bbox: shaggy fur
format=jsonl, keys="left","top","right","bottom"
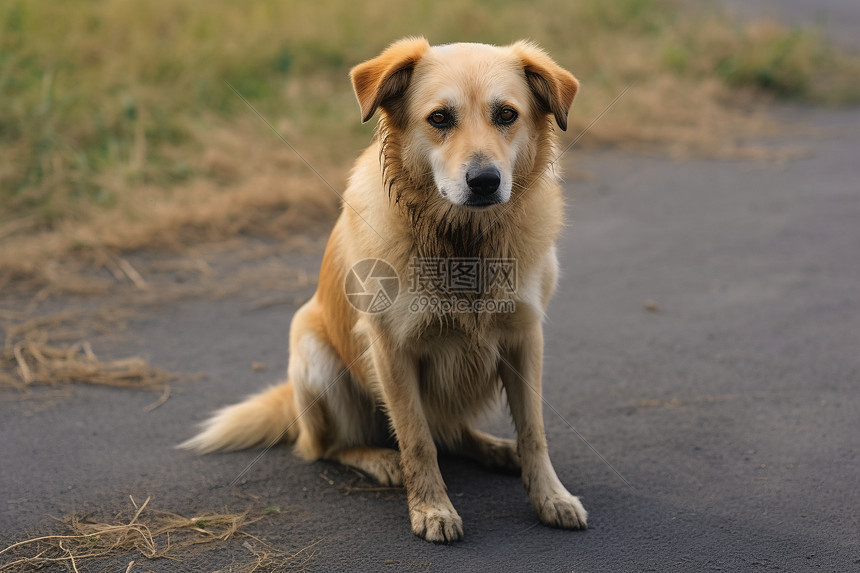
{"left": 181, "top": 37, "right": 586, "bottom": 542}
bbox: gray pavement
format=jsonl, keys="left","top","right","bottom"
{"left": 2, "top": 106, "right": 859, "bottom": 571}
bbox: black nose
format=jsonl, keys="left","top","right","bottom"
{"left": 466, "top": 167, "right": 501, "bottom": 197}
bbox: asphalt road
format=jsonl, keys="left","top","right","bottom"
{"left": 3, "top": 106, "right": 859, "bottom": 571}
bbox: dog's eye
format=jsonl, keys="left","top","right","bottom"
{"left": 428, "top": 110, "right": 452, "bottom": 128}
{"left": 496, "top": 107, "right": 518, "bottom": 125}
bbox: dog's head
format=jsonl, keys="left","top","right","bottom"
{"left": 351, "top": 38, "right": 578, "bottom": 209}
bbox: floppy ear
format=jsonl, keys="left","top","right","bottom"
{"left": 511, "top": 41, "right": 579, "bottom": 131}
{"left": 350, "top": 37, "right": 431, "bottom": 123}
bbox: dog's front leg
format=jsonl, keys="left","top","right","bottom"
{"left": 500, "top": 325, "right": 588, "bottom": 529}
{"left": 370, "top": 336, "right": 464, "bottom": 543}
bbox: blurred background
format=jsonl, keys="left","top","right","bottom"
{"left": 1, "top": 0, "right": 858, "bottom": 285}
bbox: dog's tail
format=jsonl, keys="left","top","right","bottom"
{"left": 178, "top": 382, "right": 299, "bottom": 453}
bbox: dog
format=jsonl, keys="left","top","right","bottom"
{"left": 181, "top": 37, "right": 586, "bottom": 542}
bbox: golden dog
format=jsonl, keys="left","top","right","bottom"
{"left": 182, "top": 37, "right": 585, "bottom": 542}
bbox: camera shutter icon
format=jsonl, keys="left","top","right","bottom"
{"left": 344, "top": 258, "right": 400, "bottom": 313}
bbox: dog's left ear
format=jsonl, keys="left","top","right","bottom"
{"left": 512, "top": 41, "right": 579, "bottom": 131}
{"left": 350, "top": 37, "right": 431, "bottom": 123}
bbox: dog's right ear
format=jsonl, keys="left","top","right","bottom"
{"left": 350, "top": 37, "right": 431, "bottom": 123}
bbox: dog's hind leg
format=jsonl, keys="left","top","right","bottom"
{"left": 449, "top": 427, "right": 520, "bottom": 473}
{"left": 289, "top": 301, "right": 402, "bottom": 489}
{"left": 293, "top": 339, "right": 402, "bottom": 485}
{"left": 288, "top": 301, "right": 354, "bottom": 461}
{"left": 329, "top": 447, "right": 402, "bottom": 486}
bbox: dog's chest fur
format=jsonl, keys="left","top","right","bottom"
{"left": 374, "top": 250, "right": 551, "bottom": 442}
{"left": 414, "top": 328, "right": 503, "bottom": 438}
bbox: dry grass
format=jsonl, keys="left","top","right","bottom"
{"left": 1, "top": 227, "right": 322, "bottom": 300}
{"left": 0, "top": 309, "right": 175, "bottom": 405}
{"left": 2, "top": 0, "right": 859, "bottom": 286}
{"left": 0, "top": 242, "right": 321, "bottom": 393}
{"left": 0, "top": 496, "right": 316, "bottom": 572}
{"left": 0, "top": 139, "right": 339, "bottom": 286}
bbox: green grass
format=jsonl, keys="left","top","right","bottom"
{"left": 1, "top": 0, "right": 858, "bottom": 273}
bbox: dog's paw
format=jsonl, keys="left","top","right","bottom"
{"left": 410, "top": 504, "right": 464, "bottom": 543}
{"left": 534, "top": 491, "right": 588, "bottom": 530}
{"left": 482, "top": 438, "right": 521, "bottom": 472}
{"left": 367, "top": 449, "right": 403, "bottom": 486}
{"left": 460, "top": 430, "right": 521, "bottom": 473}
{"left": 334, "top": 447, "right": 402, "bottom": 487}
